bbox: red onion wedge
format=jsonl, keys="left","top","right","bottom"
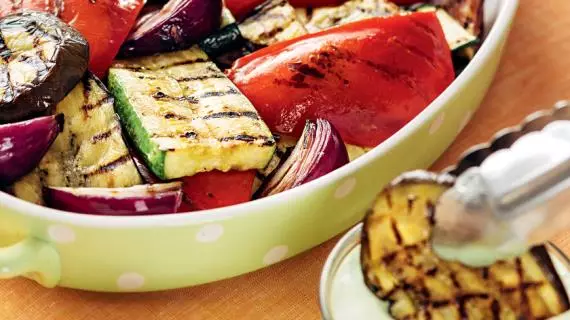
{"left": 44, "top": 182, "right": 183, "bottom": 216}
{"left": 258, "top": 119, "right": 349, "bottom": 197}
{"left": 120, "top": 0, "right": 223, "bottom": 57}
{"left": 0, "top": 114, "right": 63, "bottom": 186}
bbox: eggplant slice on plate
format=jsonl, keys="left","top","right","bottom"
{"left": 361, "top": 171, "right": 570, "bottom": 320}
{"left": 0, "top": 11, "right": 89, "bottom": 123}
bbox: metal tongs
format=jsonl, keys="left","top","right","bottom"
{"left": 431, "top": 105, "right": 570, "bottom": 267}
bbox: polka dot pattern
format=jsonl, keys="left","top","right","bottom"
{"left": 263, "top": 245, "right": 289, "bottom": 265}
{"left": 48, "top": 225, "right": 76, "bottom": 244}
{"left": 429, "top": 113, "right": 445, "bottom": 135}
{"left": 117, "top": 272, "right": 145, "bottom": 290}
{"left": 334, "top": 177, "right": 357, "bottom": 199}
{"left": 196, "top": 224, "right": 224, "bottom": 243}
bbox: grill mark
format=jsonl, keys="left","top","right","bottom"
{"left": 203, "top": 111, "right": 259, "bottom": 120}
{"left": 482, "top": 267, "right": 489, "bottom": 280}
{"left": 385, "top": 191, "right": 393, "bottom": 208}
{"left": 426, "top": 200, "right": 436, "bottom": 226}
{"left": 515, "top": 258, "right": 530, "bottom": 316}
{"left": 391, "top": 218, "right": 403, "bottom": 246}
{"left": 411, "top": 20, "right": 438, "bottom": 38}
{"left": 491, "top": 299, "right": 501, "bottom": 320}
{"left": 200, "top": 87, "right": 239, "bottom": 98}
{"left": 91, "top": 125, "right": 120, "bottom": 144}
{"left": 163, "top": 112, "right": 188, "bottom": 120}
{"left": 117, "top": 58, "right": 210, "bottom": 72}
{"left": 391, "top": 37, "right": 437, "bottom": 70}
{"left": 407, "top": 195, "right": 417, "bottom": 213}
{"left": 82, "top": 96, "right": 113, "bottom": 114}
{"left": 84, "top": 154, "right": 131, "bottom": 177}
{"left": 176, "top": 74, "right": 226, "bottom": 82}
{"left": 219, "top": 135, "right": 275, "bottom": 146}
{"left": 152, "top": 91, "right": 200, "bottom": 104}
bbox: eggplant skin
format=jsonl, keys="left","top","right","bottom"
{"left": 0, "top": 11, "right": 89, "bottom": 124}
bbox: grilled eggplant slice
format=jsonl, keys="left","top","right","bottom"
{"left": 11, "top": 73, "right": 142, "bottom": 205}
{"left": 108, "top": 47, "right": 276, "bottom": 180}
{"left": 0, "top": 11, "right": 89, "bottom": 123}
{"left": 238, "top": 0, "right": 308, "bottom": 47}
{"left": 361, "top": 171, "right": 570, "bottom": 320}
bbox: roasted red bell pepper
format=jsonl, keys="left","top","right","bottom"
{"left": 390, "top": 0, "right": 421, "bottom": 4}
{"left": 228, "top": 12, "right": 454, "bottom": 147}
{"left": 1, "top": 0, "right": 144, "bottom": 78}
{"left": 180, "top": 170, "right": 256, "bottom": 211}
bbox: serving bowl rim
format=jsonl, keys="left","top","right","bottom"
{"left": 0, "top": 0, "right": 519, "bottom": 228}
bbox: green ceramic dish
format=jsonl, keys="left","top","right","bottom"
{"left": 0, "top": 0, "right": 519, "bottom": 292}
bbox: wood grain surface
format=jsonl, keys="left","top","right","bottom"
{"left": 2, "top": 1, "right": 570, "bottom": 319}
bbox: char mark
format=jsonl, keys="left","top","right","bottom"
{"left": 82, "top": 96, "right": 113, "bottom": 113}
{"left": 84, "top": 154, "right": 131, "bottom": 177}
{"left": 219, "top": 135, "right": 275, "bottom": 146}
{"left": 118, "top": 58, "right": 210, "bottom": 72}
{"left": 91, "top": 125, "right": 120, "bottom": 144}
{"left": 203, "top": 111, "right": 259, "bottom": 120}
{"left": 152, "top": 91, "right": 200, "bottom": 104}
{"left": 245, "top": 0, "right": 288, "bottom": 22}
{"left": 200, "top": 87, "right": 240, "bottom": 98}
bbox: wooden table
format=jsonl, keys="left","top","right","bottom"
{"left": 2, "top": 1, "right": 570, "bottom": 319}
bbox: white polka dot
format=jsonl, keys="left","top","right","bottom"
{"left": 1, "top": 267, "right": 10, "bottom": 273}
{"left": 429, "top": 113, "right": 445, "bottom": 135}
{"left": 263, "top": 245, "right": 289, "bottom": 265}
{"left": 334, "top": 177, "right": 357, "bottom": 199}
{"left": 117, "top": 272, "right": 145, "bottom": 290}
{"left": 459, "top": 110, "right": 474, "bottom": 133}
{"left": 196, "top": 224, "right": 224, "bottom": 243}
{"left": 48, "top": 225, "right": 76, "bottom": 244}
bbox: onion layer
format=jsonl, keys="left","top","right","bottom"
{"left": 44, "top": 182, "right": 183, "bottom": 216}
{"left": 259, "top": 119, "right": 349, "bottom": 197}
{"left": 0, "top": 114, "right": 63, "bottom": 185}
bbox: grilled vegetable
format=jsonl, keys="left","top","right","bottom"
{"left": 45, "top": 182, "right": 183, "bottom": 216}
{"left": 0, "top": 11, "right": 88, "bottom": 123}
{"left": 361, "top": 171, "right": 570, "bottom": 319}
{"left": 180, "top": 170, "right": 257, "bottom": 211}
{"left": 258, "top": 119, "right": 349, "bottom": 197}
{"left": 108, "top": 47, "right": 276, "bottom": 180}
{"left": 1, "top": 0, "right": 144, "bottom": 78}
{"left": 0, "top": 114, "right": 63, "bottom": 185}
{"left": 298, "top": 0, "right": 400, "bottom": 33}
{"left": 413, "top": 4, "right": 478, "bottom": 52}
{"left": 431, "top": 0, "right": 484, "bottom": 38}
{"left": 238, "top": 0, "right": 308, "bottom": 47}
{"left": 253, "top": 135, "right": 297, "bottom": 193}
{"left": 228, "top": 13, "right": 454, "bottom": 147}
{"left": 11, "top": 73, "right": 142, "bottom": 205}
{"left": 225, "top": 0, "right": 266, "bottom": 21}
{"left": 289, "top": 0, "right": 346, "bottom": 7}
{"left": 120, "top": 0, "right": 223, "bottom": 57}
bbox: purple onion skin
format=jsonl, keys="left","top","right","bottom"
{"left": 302, "top": 120, "right": 349, "bottom": 184}
{"left": 0, "top": 114, "right": 63, "bottom": 186}
{"left": 122, "top": 132, "right": 162, "bottom": 184}
{"left": 120, "top": 0, "right": 223, "bottom": 57}
{"left": 44, "top": 184, "right": 183, "bottom": 216}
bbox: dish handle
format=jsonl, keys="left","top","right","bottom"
{"left": 0, "top": 238, "right": 61, "bottom": 288}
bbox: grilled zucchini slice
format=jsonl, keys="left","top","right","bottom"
{"left": 299, "top": 0, "right": 400, "bottom": 33}
{"left": 0, "top": 11, "right": 88, "bottom": 123}
{"left": 11, "top": 74, "right": 142, "bottom": 204}
{"left": 362, "top": 171, "right": 570, "bottom": 320}
{"left": 238, "top": 0, "right": 308, "bottom": 47}
{"left": 108, "top": 47, "right": 276, "bottom": 180}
